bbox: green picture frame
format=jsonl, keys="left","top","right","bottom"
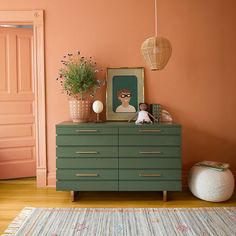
{"left": 106, "top": 67, "right": 144, "bottom": 121}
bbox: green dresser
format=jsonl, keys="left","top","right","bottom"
{"left": 56, "top": 122, "right": 182, "bottom": 201}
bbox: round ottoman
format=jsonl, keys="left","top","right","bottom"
{"left": 188, "top": 166, "right": 235, "bottom": 202}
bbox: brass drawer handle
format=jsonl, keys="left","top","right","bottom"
{"left": 139, "top": 173, "right": 161, "bottom": 177}
{"left": 76, "top": 173, "right": 99, "bottom": 177}
{"left": 139, "top": 151, "right": 161, "bottom": 154}
{"left": 75, "top": 151, "right": 98, "bottom": 154}
{"left": 139, "top": 129, "right": 161, "bottom": 132}
{"left": 75, "top": 129, "right": 98, "bottom": 132}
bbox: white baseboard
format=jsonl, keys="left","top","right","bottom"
{"left": 47, "top": 171, "right": 56, "bottom": 187}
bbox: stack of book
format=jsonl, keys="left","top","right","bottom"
{"left": 195, "top": 161, "right": 230, "bottom": 171}
{"left": 150, "top": 104, "right": 162, "bottom": 122}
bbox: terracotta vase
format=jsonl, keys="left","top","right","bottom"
{"left": 69, "top": 99, "right": 91, "bottom": 123}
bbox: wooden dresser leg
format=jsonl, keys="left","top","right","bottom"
{"left": 71, "top": 191, "right": 76, "bottom": 202}
{"left": 163, "top": 191, "right": 167, "bottom": 202}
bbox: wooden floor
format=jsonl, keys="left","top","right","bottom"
{"left": 0, "top": 178, "right": 235, "bottom": 234}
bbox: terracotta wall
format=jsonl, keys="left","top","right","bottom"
{"left": 0, "top": 0, "right": 236, "bottom": 186}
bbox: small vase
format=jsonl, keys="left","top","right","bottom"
{"left": 69, "top": 99, "right": 91, "bottom": 123}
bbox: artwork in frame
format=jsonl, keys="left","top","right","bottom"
{"left": 106, "top": 67, "right": 144, "bottom": 121}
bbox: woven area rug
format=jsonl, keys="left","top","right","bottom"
{"left": 3, "top": 207, "right": 236, "bottom": 236}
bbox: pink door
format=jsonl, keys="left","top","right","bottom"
{"left": 0, "top": 27, "right": 36, "bottom": 179}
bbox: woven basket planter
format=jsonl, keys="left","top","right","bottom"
{"left": 141, "top": 37, "right": 172, "bottom": 70}
{"left": 69, "top": 99, "right": 91, "bottom": 123}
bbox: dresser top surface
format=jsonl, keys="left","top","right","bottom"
{"left": 57, "top": 121, "right": 181, "bottom": 128}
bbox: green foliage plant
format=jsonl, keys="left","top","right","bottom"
{"left": 57, "top": 51, "right": 103, "bottom": 100}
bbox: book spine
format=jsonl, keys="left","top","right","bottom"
{"left": 150, "top": 104, "right": 162, "bottom": 122}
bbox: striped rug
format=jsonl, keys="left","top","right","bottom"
{"left": 3, "top": 207, "right": 236, "bottom": 236}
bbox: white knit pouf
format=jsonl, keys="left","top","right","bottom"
{"left": 188, "top": 166, "right": 235, "bottom": 202}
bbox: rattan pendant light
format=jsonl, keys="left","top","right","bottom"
{"left": 141, "top": 0, "right": 172, "bottom": 70}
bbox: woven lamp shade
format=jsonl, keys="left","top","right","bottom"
{"left": 141, "top": 36, "right": 172, "bottom": 70}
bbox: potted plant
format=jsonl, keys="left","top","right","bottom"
{"left": 57, "top": 51, "right": 103, "bottom": 122}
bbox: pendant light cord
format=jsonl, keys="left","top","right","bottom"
{"left": 154, "top": 0, "right": 158, "bottom": 36}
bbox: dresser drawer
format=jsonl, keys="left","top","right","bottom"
{"left": 56, "top": 135, "right": 118, "bottom": 146}
{"left": 57, "top": 169, "right": 118, "bottom": 180}
{"left": 119, "top": 135, "right": 180, "bottom": 146}
{"left": 57, "top": 158, "right": 118, "bottom": 168}
{"left": 119, "top": 180, "right": 181, "bottom": 191}
{"left": 119, "top": 169, "right": 181, "bottom": 180}
{"left": 119, "top": 158, "right": 181, "bottom": 169}
{"left": 119, "top": 147, "right": 180, "bottom": 158}
{"left": 57, "top": 180, "right": 118, "bottom": 191}
{"left": 57, "top": 147, "right": 118, "bottom": 158}
{"left": 119, "top": 127, "right": 180, "bottom": 135}
{"left": 57, "top": 127, "right": 118, "bottom": 135}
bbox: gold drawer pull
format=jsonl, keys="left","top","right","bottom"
{"left": 75, "top": 129, "right": 98, "bottom": 132}
{"left": 139, "top": 173, "right": 161, "bottom": 177}
{"left": 76, "top": 173, "right": 99, "bottom": 177}
{"left": 139, "top": 129, "right": 161, "bottom": 132}
{"left": 139, "top": 151, "right": 161, "bottom": 154}
{"left": 75, "top": 151, "right": 98, "bottom": 154}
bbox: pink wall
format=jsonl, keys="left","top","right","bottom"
{"left": 1, "top": 0, "right": 236, "bottom": 185}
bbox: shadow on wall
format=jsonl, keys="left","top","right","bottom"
{"left": 182, "top": 125, "right": 236, "bottom": 171}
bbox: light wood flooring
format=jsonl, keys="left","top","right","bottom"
{"left": 0, "top": 178, "right": 235, "bottom": 233}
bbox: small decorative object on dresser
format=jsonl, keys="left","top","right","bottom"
{"left": 150, "top": 104, "right": 173, "bottom": 123}
{"left": 92, "top": 100, "right": 104, "bottom": 122}
{"left": 56, "top": 51, "right": 103, "bottom": 123}
{"left": 129, "top": 103, "right": 158, "bottom": 124}
{"left": 161, "top": 109, "right": 173, "bottom": 122}
{"left": 188, "top": 161, "right": 235, "bottom": 202}
{"left": 56, "top": 121, "right": 182, "bottom": 202}
{"left": 150, "top": 104, "right": 162, "bottom": 122}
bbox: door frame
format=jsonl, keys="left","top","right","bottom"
{"left": 0, "top": 10, "right": 47, "bottom": 187}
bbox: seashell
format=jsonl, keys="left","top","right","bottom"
{"left": 161, "top": 109, "right": 173, "bottom": 122}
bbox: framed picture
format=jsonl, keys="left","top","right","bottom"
{"left": 106, "top": 67, "right": 144, "bottom": 121}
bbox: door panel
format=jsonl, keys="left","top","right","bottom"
{"left": 0, "top": 147, "right": 34, "bottom": 162}
{"left": 0, "top": 33, "right": 9, "bottom": 93}
{"left": 0, "top": 115, "right": 34, "bottom": 125}
{"left": 0, "top": 124, "right": 33, "bottom": 138}
{"left": 0, "top": 102, "right": 32, "bottom": 114}
{"left": 16, "top": 35, "right": 33, "bottom": 93}
{"left": 0, "top": 27, "right": 35, "bottom": 179}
